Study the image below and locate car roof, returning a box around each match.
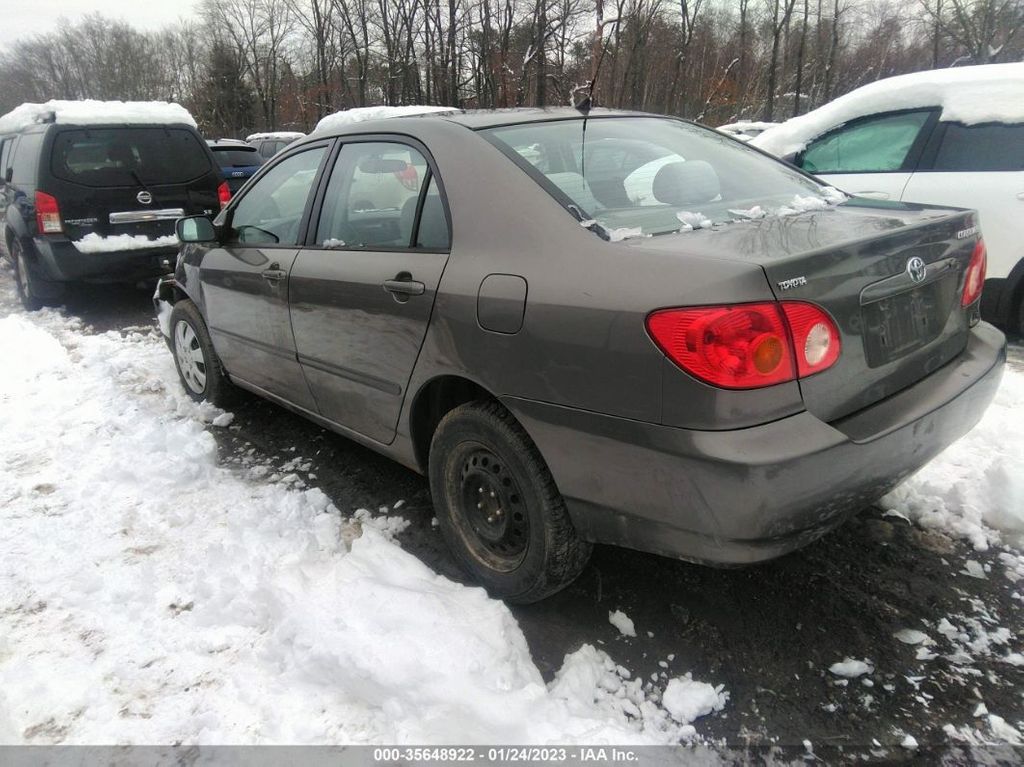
[306,107,662,140]
[209,141,258,149]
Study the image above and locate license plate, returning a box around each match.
[861,275,956,367]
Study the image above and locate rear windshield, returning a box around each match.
[483,117,828,237]
[213,148,262,168]
[50,127,212,187]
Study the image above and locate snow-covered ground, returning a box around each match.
[0,307,724,745]
[0,284,1022,746]
[881,346,1024,551]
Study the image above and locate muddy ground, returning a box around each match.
[4,273,1022,762]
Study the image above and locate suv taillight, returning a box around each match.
[218,181,232,208]
[35,191,62,234]
[961,239,986,307]
[646,301,841,390]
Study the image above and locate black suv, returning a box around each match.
[1,114,226,309]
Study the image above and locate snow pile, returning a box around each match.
[0,100,196,133]
[0,308,724,744]
[661,675,729,726]
[547,647,726,742]
[73,233,179,253]
[829,658,873,678]
[246,131,306,142]
[608,610,637,637]
[314,106,459,134]
[881,364,1024,551]
[726,190,844,222]
[717,121,779,138]
[604,226,645,242]
[676,211,713,231]
[752,63,1024,158]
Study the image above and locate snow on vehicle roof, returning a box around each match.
[717,121,779,134]
[0,100,197,134]
[245,131,306,142]
[751,63,1024,158]
[313,105,460,134]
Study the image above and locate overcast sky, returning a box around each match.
[0,0,197,50]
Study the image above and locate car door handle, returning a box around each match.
[383,277,425,296]
[855,191,891,200]
[1017,191,1024,200]
[262,263,287,282]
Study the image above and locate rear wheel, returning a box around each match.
[169,299,236,407]
[428,401,592,603]
[11,238,62,311]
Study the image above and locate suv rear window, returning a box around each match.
[213,148,262,168]
[51,127,212,187]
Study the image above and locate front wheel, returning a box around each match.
[169,299,236,407]
[429,401,592,603]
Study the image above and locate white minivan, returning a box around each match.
[752,63,1024,333]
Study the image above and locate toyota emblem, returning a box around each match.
[906,256,927,284]
[137,190,153,205]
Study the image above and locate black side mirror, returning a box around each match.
[3,168,11,183]
[176,215,217,243]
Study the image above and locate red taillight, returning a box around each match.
[781,301,841,378]
[218,181,232,208]
[395,163,419,191]
[961,239,987,307]
[35,191,62,234]
[646,301,841,390]
[646,303,796,389]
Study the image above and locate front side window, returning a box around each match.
[800,111,932,174]
[51,127,211,186]
[931,122,1024,171]
[228,146,326,246]
[316,141,435,249]
[484,117,827,236]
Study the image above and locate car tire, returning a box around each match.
[11,238,63,311]
[169,299,236,407]
[429,401,592,603]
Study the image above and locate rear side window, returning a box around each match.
[416,176,449,249]
[258,141,278,159]
[11,132,42,184]
[50,127,212,187]
[800,111,932,173]
[213,148,262,168]
[930,123,1024,171]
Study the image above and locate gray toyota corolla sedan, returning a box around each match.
[155,108,1005,602]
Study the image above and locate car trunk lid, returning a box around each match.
[634,199,980,422]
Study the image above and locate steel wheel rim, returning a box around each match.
[174,320,207,394]
[455,445,529,571]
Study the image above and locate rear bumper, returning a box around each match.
[505,322,1006,565]
[32,236,177,282]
